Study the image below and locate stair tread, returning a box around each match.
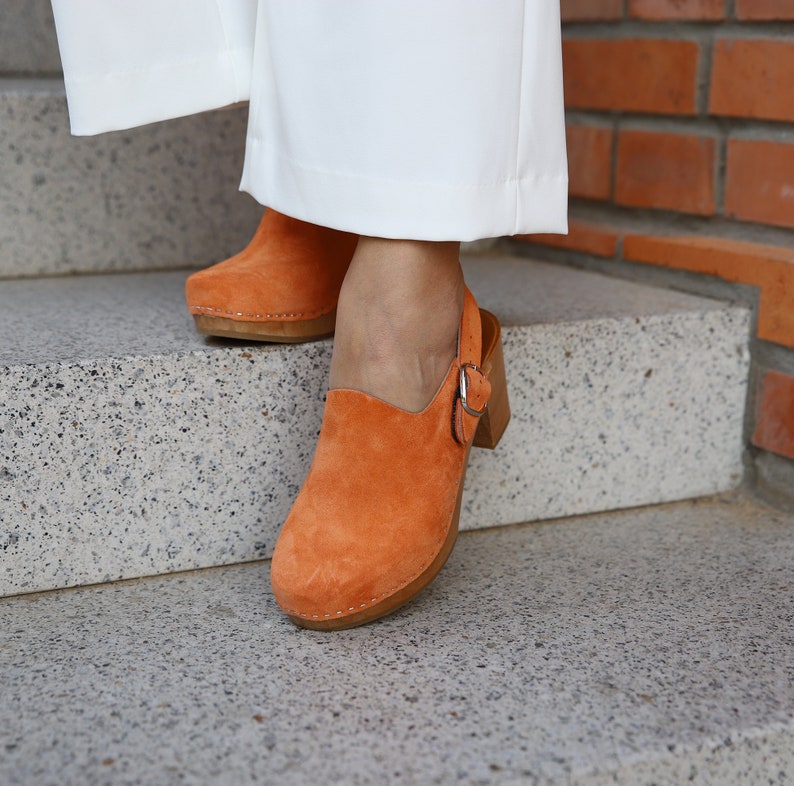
[0,255,751,596]
[0,0,61,74]
[0,85,261,279]
[1,254,737,367]
[2,494,791,785]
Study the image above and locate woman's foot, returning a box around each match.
[328,237,465,412]
[270,283,510,629]
[270,236,513,630]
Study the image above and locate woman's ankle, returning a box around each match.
[329,237,464,411]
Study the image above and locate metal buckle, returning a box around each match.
[459,363,488,417]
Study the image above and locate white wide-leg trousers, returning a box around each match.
[51,0,568,241]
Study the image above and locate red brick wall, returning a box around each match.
[519,1,794,461]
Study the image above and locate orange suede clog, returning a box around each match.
[270,287,510,630]
[185,210,358,342]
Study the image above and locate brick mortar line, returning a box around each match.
[563,23,794,38]
[754,340,794,377]
[565,199,794,247]
[726,126,794,142]
[565,111,794,142]
[715,134,727,218]
[696,33,714,116]
[563,26,715,42]
[609,116,619,204]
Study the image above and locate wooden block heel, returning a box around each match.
[473,309,510,450]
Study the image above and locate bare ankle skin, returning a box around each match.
[329,237,465,412]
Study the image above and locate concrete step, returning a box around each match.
[0,255,751,596]
[2,493,792,785]
[0,78,261,279]
[0,0,61,75]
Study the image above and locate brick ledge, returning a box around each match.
[519,222,794,348]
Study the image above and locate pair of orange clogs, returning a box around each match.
[186,210,510,630]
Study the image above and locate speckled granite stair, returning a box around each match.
[2,494,792,785]
[1,4,262,279]
[0,0,61,75]
[0,78,261,278]
[0,255,751,596]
